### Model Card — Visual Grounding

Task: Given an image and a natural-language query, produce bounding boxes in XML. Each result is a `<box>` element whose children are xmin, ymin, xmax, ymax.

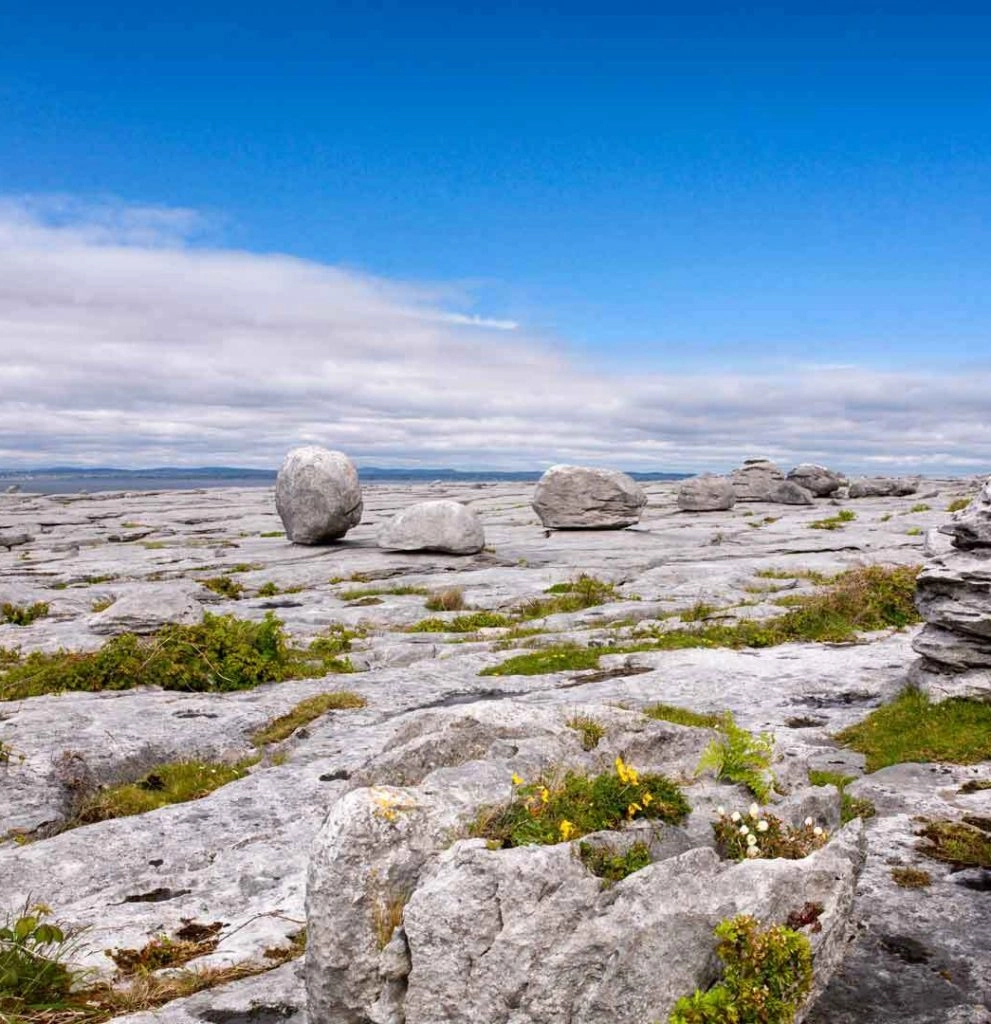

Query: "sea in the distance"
<box><xmin>0</xmin><ymin>467</ymin><xmax>690</xmax><ymax>496</ymax></box>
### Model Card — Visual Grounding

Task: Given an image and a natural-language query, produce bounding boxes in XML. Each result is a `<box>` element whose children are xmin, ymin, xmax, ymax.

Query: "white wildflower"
<box><xmin>731</xmin><ymin>811</ymin><xmax>741</xmax><ymax>822</ymax></box>
<box><xmin>757</xmin><ymin>820</ymin><xmax>769</xmax><ymax>832</ymax></box>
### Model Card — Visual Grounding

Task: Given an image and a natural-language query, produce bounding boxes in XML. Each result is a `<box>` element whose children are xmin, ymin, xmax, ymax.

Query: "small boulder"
<box><xmin>275</xmin><ymin>446</ymin><xmax>363</xmax><ymax>544</ymax></box>
<box><xmin>87</xmin><ymin>584</ymin><xmax>201</xmax><ymax>635</ymax></box>
<box><xmin>377</xmin><ymin>500</ymin><xmax>485</xmax><ymax>555</ymax></box>
<box><xmin>938</xmin><ymin>479</ymin><xmax>991</xmax><ymax>550</ymax></box>
<box><xmin>847</xmin><ymin>477</ymin><xmax>919</xmax><ymax>498</ymax></box>
<box><xmin>769</xmin><ymin>480</ymin><xmax>815</xmax><ymax>505</ymax></box>
<box><xmin>787</xmin><ymin>463</ymin><xmax>844</xmax><ymax>497</ymax></box>
<box><xmin>730</xmin><ymin>458</ymin><xmax>785</xmax><ymax>501</ymax></box>
<box><xmin>532</xmin><ymin>465</ymin><xmax>647</xmax><ymax>529</ymax></box>
<box><xmin>677</xmin><ymin>475</ymin><xmax>735</xmax><ymax>512</ymax></box>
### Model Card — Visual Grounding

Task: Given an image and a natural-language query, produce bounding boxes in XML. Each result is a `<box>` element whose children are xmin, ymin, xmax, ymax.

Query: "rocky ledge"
<box><xmin>0</xmin><ymin>476</ymin><xmax>988</xmax><ymax>1023</ymax></box>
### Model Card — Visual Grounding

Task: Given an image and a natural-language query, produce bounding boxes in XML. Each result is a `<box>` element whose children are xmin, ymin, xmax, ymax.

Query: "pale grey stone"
<box><xmin>915</xmin><ymin>554</ymin><xmax>991</xmax><ymax>640</ymax></box>
<box><xmin>730</xmin><ymin>458</ymin><xmax>786</xmax><ymax>501</ymax></box>
<box><xmin>677</xmin><ymin>474</ymin><xmax>736</xmax><ymax>511</ymax></box>
<box><xmin>939</xmin><ymin>477</ymin><xmax>991</xmax><ymax>549</ymax></box>
<box><xmin>532</xmin><ymin>465</ymin><xmax>647</xmax><ymax>529</ymax></box>
<box><xmin>275</xmin><ymin>446</ymin><xmax>363</xmax><ymax>544</ymax></box>
<box><xmin>787</xmin><ymin>464</ymin><xmax>844</xmax><ymax>497</ymax></box>
<box><xmin>848</xmin><ymin>477</ymin><xmax>919</xmax><ymax>498</ymax></box>
<box><xmin>87</xmin><ymin>582</ymin><xmax>202</xmax><ymax>635</ymax></box>
<box><xmin>377</xmin><ymin>500</ymin><xmax>484</xmax><ymax>554</ymax></box>
<box><xmin>770</xmin><ymin>479</ymin><xmax>815</xmax><ymax>505</ymax></box>
<box><xmin>0</xmin><ymin>531</ymin><xmax>32</xmax><ymax>549</ymax></box>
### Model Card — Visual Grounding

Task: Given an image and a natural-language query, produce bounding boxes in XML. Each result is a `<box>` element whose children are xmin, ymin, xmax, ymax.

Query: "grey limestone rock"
<box><xmin>87</xmin><ymin>582</ymin><xmax>202</xmax><ymax>635</ymax></box>
<box><xmin>769</xmin><ymin>479</ymin><xmax>815</xmax><ymax>505</ymax></box>
<box><xmin>677</xmin><ymin>474</ymin><xmax>736</xmax><ymax>512</ymax></box>
<box><xmin>787</xmin><ymin>464</ymin><xmax>845</xmax><ymax>497</ymax></box>
<box><xmin>0</xmin><ymin>531</ymin><xmax>32</xmax><ymax>550</ymax></box>
<box><xmin>939</xmin><ymin>478</ymin><xmax>991</xmax><ymax>550</ymax></box>
<box><xmin>848</xmin><ymin>477</ymin><xmax>919</xmax><ymax>498</ymax></box>
<box><xmin>377</xmin><ymin>499</ymin><xmax>484</xmax><ymax>554</ymax></box>
<box><xmin>730</xmin><ymin>458</ymin><xmax>786</xmax><ymax>501</ymax></box>
<box><xmin>532</xmin><ymin>465</ymin><xmax>646</xmax><ymax>529</ymax></box>
<box><xmin>275</xmin><ymin>445</ymin><xmax>363</xmax><ymax>544</ymax></box>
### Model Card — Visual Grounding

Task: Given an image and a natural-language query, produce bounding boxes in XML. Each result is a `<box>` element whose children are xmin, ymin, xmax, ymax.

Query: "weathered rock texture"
<box><xmin>677</xmin><ymin>474</ymin><xmax>736</xmax><ymax>511</ymax></box>
<box><xmin>912</xmin><ymin>478</ymin><xmax>991</xmax><ymax>699</ymax></box>
<box><xmin>377</xmin><ymin>499</ymin><xmax>484</xmax><ymax>554</ymax></box>
<box><xmin>770</xmin><ymin>479</ymin><xmax>816</xmax><ymax>505</ymax></box>
<box><xmin>532</xmin><ymin>465</ymin><xmax>647</xmax><ymax>529</ymax></box>
<box><xmin>275</xmin><ymin>446</ymin><xmax>363</xmax><ymax>544</ymax></box>
<box><xmin>730</xmin><ymin>458</ymin><xmax>786</xmax><ymax>501</ymax></box>
<box><xmin>788</xmin><ymin>464</ymin><xmax>845</xmax><ymax>497</ymax></box>
<box><xmin>848</xmin><ymin>477</ymin><xmax>919</xmax><ymax>499</ymax></box>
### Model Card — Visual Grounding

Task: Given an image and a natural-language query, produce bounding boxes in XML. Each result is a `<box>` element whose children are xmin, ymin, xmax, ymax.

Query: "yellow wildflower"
<box><xmin>642</xmin><ymin>792</ymin><xmax>653</xmax><ymax>806</ymax></box>
<box><xmin>614</xmin><ymin>756</ymin><xmax>639</xmax><ymax>786</ymax></box>
<box><xmin>627</xmin><ymin>801</ymin><xmax>642</xmax><ymax>819</ymax></box>
<box><xmin>511</xmin><ymin>773</ymin><xmax>524</xmax><ymax>786</ymax></box>
<box><xmin>540</xmin><ymin>786</ymin><xmax>550</xmax><ymax>804</ymax></box>
<box><xmin>559</xmin><ymin>819</ymin><xmax>577</xmax><ymax>841</ymax></box>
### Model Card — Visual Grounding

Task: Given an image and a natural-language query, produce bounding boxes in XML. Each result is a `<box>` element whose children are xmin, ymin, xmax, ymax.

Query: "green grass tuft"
<box><xmin>409</xmin><ymin>611</ymin><xmax>513</xmax><ymax>633</ymax></box>
<box><xmin>808</xmin><ymin>509</ymin><xmax>856</xmax><ymax>531</ymax></box>
<box><xmin>836</xmin><ymin>689</ymin><xmax>991</xmax><ymax>772</ymax></box>
<box><xmin>200</xmin><ymin>576</ymin><xmax>244</xmax><ymax>600</ymax></box>
<box><xmin>1</xmin><ymin>602</ymin><xmax>49</xmax><ymax>626</ymax></box>
<box><xmin>644</xmin><ymin>703</ymin><xmax>721</xmax><ymax>729</ymax></box>
<box><xmin>917</xmin><ymin>818</ymin><xmax>991</xmax><ymax>869</ymax></box>
<box><xmin>578</xmin><ymin>840</ymin><xmax>652</xmax><ymax>885</ymax></box>
<box><xmin>946</xmin><ymin>497</ymin><xmax>970</xmax><ymax>513</ymax></box>
<box><xmin>250</xmin><ymin>691</ymin><xmax>366</xmax><ymax>746</ymax></box>
<box><xmin>566</xmin><ymin>714</ymin><xmax>606</xmax><ymax>750</ymax></box>
<box><xmin>480</xmin><ymin>644</ymin><xmax>603</xmax><ymax>675</ymax></box>
<box><xmin>807</xmin><ymin>770</ymin><xmax>875</xmax><ymax>823</ymax></box>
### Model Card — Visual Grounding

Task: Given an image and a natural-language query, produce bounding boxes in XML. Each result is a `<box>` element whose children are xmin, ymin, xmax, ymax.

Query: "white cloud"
<box><xmin>0</xmin><ymin>196</ymin><xmax>989</xmax><ymax>475</ymax></box>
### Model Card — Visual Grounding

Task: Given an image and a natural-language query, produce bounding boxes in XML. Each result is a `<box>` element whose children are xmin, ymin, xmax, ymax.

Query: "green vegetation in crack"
<box><xmin>250</xmin><ymin>691</ymin><xmax>366</xmax><ymax>746</ymax></box>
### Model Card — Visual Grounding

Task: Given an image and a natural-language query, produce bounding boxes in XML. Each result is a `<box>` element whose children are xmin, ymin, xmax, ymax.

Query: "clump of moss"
<box><xmin>72</xmin><ymin>759</ymin><xmax>256</xmax><ymax>825</ymax></box>
<box><xmin>697</xmin><ymin>714</ymin><xmax>775</xmax><ymax>801</ymax></box>
<box><xmin>808</xmin><ymin>509</ymin><xmax>856</xmax><ymax>531</ymax></box>
<box><xmin>891</xmin><ymin>866</ymin><xmax>932</xmax><ymax>888</ymax></box>
<box><xmin>836</xmin><ymin>689</ymin><xmax>991</xmax><ymax>772</ymax></box>
<box><xmin>340</xmin><ymin>585</ymin><xmax>429</xmax><ymax>601</ymax></box>
<box><xmin>917</xmin><ymin>818</ymin><xmax>991</xmax><ymax>869</ymax></box>
<box><xmin>517</xmin><ymin>575</ymin><xmax>620</xmax><ymax>620</ymax></box>
<box><xmin>668</xmin><ymin>915</ymin><xmax>813</xmax><ymax>1024</ymax></box>
<box><xmin>409</xmin><ymin>611</ymin><xmax>513</xmax><ymax>633</ymax></box>
<box><xmin>644</xmin><ymin>703</ymin><xmax>721</xmax><ymax>729</ymax></box>
<box><xmin>257</xmin><ymin>581</ymin><xmax>280</xmax><ymax>597</ymax></box>
<box><xmin>946</xmin><ymin>497</ymin><xmax>970</xmax><ymax>513</ymax></box>
<box><xmin>480</xmin><ymin>644</ymin><xmax>603</xmax><ymax>676</ymax></box>
<box><xmin>578</xmin><ymin>840</ymin><xmax>652</xmax><ymax>885</ymax></box>
<box><xmin>1</xmin><ymin>602</ymin><xmax>49</xmax><ymax>626</ymax></box>
<box><xmin>200</xmin><ymin>576</ymin><xmax>244</xmax><ymax>600</ymax></box>
<box><xmin>90</xmin><ymin>597</ymin><xmax>115</xmax><ymax>614</ymax></box>
<box><xmin>424</xmin><ymin>587</ymin><xmax>465</xmax><ymax>612</ymax></box>
<box><xmin>0</xmin><ymin>613</ymin><xmax>353</xmax><ymax>700</ymax></box>
<box><xmin>260</xmin><ymin>530</ymin><xmax>285</xmax><ymax>538</ymax></box>
<box><xmin>472</xmin><ymin>758</ymin><xmax>690</xmax><ymax>848</ymax></box>
<box><xmin>808</xmin><ymin>770</ymin><xmax>876</xmax><ymax>823</ymax></box>
<box><xmin>250</xmin><ymin>691</ymin><xmax>366</xmax><ymax>746</ymax></box>
<box><xmin>907</xmin><ymin>503</ymin><xmax>931</xmax><ymax>514</ymax></box>
<box><xmin>566</xmin><ymin>714</ymin><xmax>606</xmax><ymax>750</ymax></box>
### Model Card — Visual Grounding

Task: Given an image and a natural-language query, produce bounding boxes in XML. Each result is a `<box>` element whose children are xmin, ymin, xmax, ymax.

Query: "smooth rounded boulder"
<box><xmin>787</xmin><ymin>463</ymin><xmax>844</xmax><ymax>497</ymax></box>
<box><xmin>532</xmin><ymin>465</ymin><xmax>647</xmax><ymax>529</ymax></box>
<box><xmin>730</xmin><ymin>458</ymin><xmax>786</xmax><ymax>501</ymax></box>
<box><xmin>677</xmin><ymin>474</ymin><xmax>736</xmax><ymax>512</ymax></box>
<box><xmin>377</xmin><ymin>500</ymin><xmax>485</xmax><ymax>554</ymax></box>
<box><xmin>848</xmin><ymin>476</ymin><xmax>918</xmax><ymax>498</ymax></box>
<box><xmin>275</xmin><ymin>446</ymin><xmax>363</xmax><ymax>544</ymax></box>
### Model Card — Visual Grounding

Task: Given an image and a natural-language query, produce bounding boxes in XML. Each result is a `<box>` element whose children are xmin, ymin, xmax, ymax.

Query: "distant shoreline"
<box><xmin>0</xmin><ymin>467</ymin><xmax>692</xmax><ymax>496</ymax></box>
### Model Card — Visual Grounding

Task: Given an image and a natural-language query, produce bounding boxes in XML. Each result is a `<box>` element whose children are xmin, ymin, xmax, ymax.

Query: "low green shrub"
<box><xmin>480</xmin><ymin>644</ymin><xmax>603</xmax><ymax>675</ymax></box>
<box><xmin>668</xmin><ymin>915</ymin><xmax>813</xmax><ymax>1024</ymax></box>
<box><xmin>946</xmin><ymin>497</ymin><xmax>970</xmax><ymax>513</ymax></box>
<box><xmin>1</xmin><ymin>602</ymin><xmax>49</xmax><ymax>626</ymax></box>
<box><xmin>200</xmin><ymin>576</ymin><xmax>244</xmax><ymax>600</ymax></box>
<box><xmin>517</xmin><ymin>575</ymin><xmax>620</xmax><ymax>620</ymax></box>
<box><xmin>409</xmin><ymin>611</ymin><xmax>513</xmax><ymax>632</ymax></box>
<box><xmin>0</xmin><ymin>613</ymin><xmax>354</xmax><ymax>700</ymax></box>
<box><xmin>578</xmin><ymin>839</ymin><xmax>652</xmax><ymax>885</ymax></box>
<box><xmin>472</xmin><ymin>758</ymin><xmax>690</xmax><ymax>847</ymax></box>
<box><xmin>0</xmin><ymin>903</ymin><xmax>78</xmax><ymax>1011</ymax></box>
<box><xmin>808</xmin><ymin>509</ymin><xmax>856</xmax><ymax>531</ymax></box>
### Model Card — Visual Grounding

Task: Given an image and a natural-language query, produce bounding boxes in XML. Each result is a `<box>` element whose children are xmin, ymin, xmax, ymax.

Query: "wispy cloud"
<box><xmin>0</xmin><ymin>196</ymin><xmax>988</xmax><ymax>473</ymax></box>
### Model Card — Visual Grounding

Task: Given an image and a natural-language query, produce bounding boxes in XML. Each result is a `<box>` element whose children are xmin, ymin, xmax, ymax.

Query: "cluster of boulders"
<box><xmin>276</xmin><ymin>450</ymin><xmax>652</xmax><ymax>548</ymax></box>
<box><xmin>911</xmin><ymin>478</ymin><xmax>991</xmax><ymax>700</ymax></box>
<box><xmin>676</xmin><ymin>459</ymin><xmax>920</xmax><ymax>512</ymax></box>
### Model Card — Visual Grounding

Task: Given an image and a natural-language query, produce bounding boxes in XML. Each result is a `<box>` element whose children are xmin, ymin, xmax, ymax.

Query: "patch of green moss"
<box><xmin>200</xmin><ymin>576</ymin><xmax>244</xmax><ymax>600</ymax></box>
<box><xmin>891</xmin><ymin>866</ymin><xmax>931</xmax><ymax>888</ymax></box>
<box><xmin>946</xmin><ymin>497</ymin><xmax>970</xmax><ymax>513</ymax></box>
<box><xmin>409</xmin><ymin>611</ymin><xmax>513</xmax><ymax>633</ymax></box>
<box><xmin>668</xmin><ymin>915</ymin><xmax>813</xmax><ymax>1024</ymax></box>
<box><xmin>0</xmin><ymin>613</ymin><xmax>354</xmax><ymax>700</ymax></box>
<box><xmin>340</xmin><ymin>585</ymin><xmax>430</xmax><ymax>601</ymax></box>
<box><xmin>566</xmin><ymin>714</ymin><xmax>606</xmax><ymax>750</ymax></box>
<box><xmin>1</xmin><ymin>602</ymin><xmax>49</xmax><ymax>626</ymax></box>
<box><xmin>644</xmin><ymin>703</ymin><xmax>721</xmax><ymax>728</ymax></box>
<box><xmin>250</xmin><ymin>691</ymin><xmax>366</xmax><ymax>746</ymax></box>
<box><xmin>836</xmin><ymin>689</ymin><xmax>991</xmax><ymax>772</ymax></box>
<box><xmin>808</xmin><ymin>509</ymin><xmax>856</xmax><ymax>531</ymax></box>
<box><xmin>260</xmin><ymin>530</ymin><xmax>285</xmax><ymax>538</ymax></box>
<box><xmin>578</xmin><ymin>840</ymin><xmax>652</xmax><ymax>885</ymax></box>
<box><xmin>917</xmin><ymin>818</ymin><xmax>991</xmax><ymax>869</ymax></box>
<box><xmin>472</xmin><ymin>760</ymin><xmax>690</xmax><ymax>847</ymax></box>
<box><xmin>480</xmin><ymin>644</ymin><xmax>604</xmax><ymax>676</ymax></box>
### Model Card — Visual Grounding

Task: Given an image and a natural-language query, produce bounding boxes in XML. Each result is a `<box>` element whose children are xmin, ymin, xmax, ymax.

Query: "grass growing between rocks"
<box><xmin>667</xmin><ymin>915</ymin><xmax>813</xmax><ymax>1024</ymax></box>
<box><xmin>808</xmin><ymin>770</ymin><xmax>876</xmax><ymax>823</ymax></box>
<box><xmin>71</xmin><ymin>759</ymin><xmax>257</xmax><ymax>825</ymax></box>
<box><xmin>481</xmin><ymin>565</ymin><xmax>920</xmax><ymax>676</ymax></box>
<box><xmin>644</xmin><ymin>704</ymin><xmax>721</xmax><ymax>728</ymax></box>
<box><xmin>339</xmin><ymin>585</ymin><xmax>430</xmax><ymax>601</ymax></box>
<box><xmin>250</xmin><ymin>691</ymin><xmax>367</xmax><ymax>746</ymax></box>
<box><xmin>424</xmin><ymin>587</ymin><xmax>465</xmax><ymax>611</ymax></box>
<box><xmin>1</xmin><ymin>603</ymin><xmax>49</xmax><ymax>626</ymax></box>
<box><xmin>946</xmin><ymin>497</ymin><xmax>971</xmax><ymax>513</ymax></box>
<box><xmin>199</xmin><ymin>575</ymin><xmax>244</xmax><ymax>599</ymax></box>
<box><xmin>808</xmin><ymin>509</ymin><xmax>856</xmax><ymax>531</ymax></box>
<box><xmin>835</xmin><ymin>689</ymin><xmax>991</xmax><ymax>771</ymax></box>
<box><xmin>697</xmin><ymin>715</ymin><xmax>775</xmax><ymax>801</ymax></box>
<box><xmin>471</xmin><ymin>758</ymin><xmax>690</xmax><ymax>847</ymax></box>
<box><xmin>578</xmin><ymin>840</ymin><xmax>652</xmax><ymax>885</ymax></box>
<box><xmin>566</xmin><ymin>714</ymin><xmax>606</xmax><ymax>750</ymax></box>
<box><xmin>917</xmin><ymin>819</ymin><xmax>991</xmax><ymax>869</ymax></box>
<box><xmin>0</xmin><ymin>614</ymin><xmax>355</xmax><ymax>701</ymax></box>
<box><xmin>891</xmin><ymin>866</ymin><xmax>932</xmax><ymax>888</ymax></box>
<box><xmin>410</xmin><ymin>611</ymin><xmax>514</xmax><ymax>633</ymax></box>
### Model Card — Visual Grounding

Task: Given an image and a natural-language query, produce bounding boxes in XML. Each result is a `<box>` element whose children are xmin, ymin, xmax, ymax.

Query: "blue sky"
<box><xmin>1</xmin><ymin>5</ymin><xmax>990</xmax><ymax>469</ymax></box>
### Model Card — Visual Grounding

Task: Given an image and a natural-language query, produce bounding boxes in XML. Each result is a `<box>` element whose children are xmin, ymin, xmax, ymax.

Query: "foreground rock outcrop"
<box><xmin>377</xmin><ymin>499</ymin><xmax>484</xmax><ymax>554</ymax></box>
<box><xmin>912</xmin><ymin>478</ymin><xmax>991</xmax><ymax>699</ymax></box>
<box><xmin>677</xmin><ymin>474</ymin><xmax>736</xmax><ymax>511</ymax></box>
<box><xmin>532</xmin><ymin>465</ymin><xmax>647</xmax><ymax>529</ymax></box>
<box><xmin>275</xmin><ymin>445</ymin><xmax>363</xmax><ymax>544</ymax></box>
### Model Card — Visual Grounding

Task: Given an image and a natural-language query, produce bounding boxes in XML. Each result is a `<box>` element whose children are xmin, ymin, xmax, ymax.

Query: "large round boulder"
<box><xmin>378</xmin><ymin>500</ymin><xmax>485</xmax><ymax>555</ymax></box>
<box><xmin>769</xmin><ymin>480</ymin><xmax>815</xmax><ymax>505</ymax></box>
<box><xmin>677</xmin><ymin>474</ymin><xmax>736</xmax><ymax>512</ymax></box>
<box><xmin>532</xmin><ymin>465</ymin><xmax>647</xmax><ymax>529</ymax></box>
<box><xmin>275</xmin><ymin>446</ymin><xmax>363</xmax><ymax>544</ymax></box>
<box><xmin>730</xmin><ymin>458</ymin><xmax>786</xmax><ymax>501</ymax></box>
<box><xmin>787</xmin><ymin>463</ymin><xmax>844</xmax><ymax>497</ymax></box>
<box><xmin>848</xmin><ymin>477</ymin><xmax>918</xmax><ymax>498</ymax></box>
